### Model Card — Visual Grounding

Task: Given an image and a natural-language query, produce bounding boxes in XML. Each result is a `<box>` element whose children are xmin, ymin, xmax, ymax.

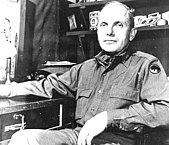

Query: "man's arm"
<box><xmin>0</xmin><ymin>64</ymin><xmax>81</xmax><ymax>98</ymax></box>
<box><xmin>107</xmin><ymin>59</ymin><xmax>169</xmax><ymax>131</ymax></box>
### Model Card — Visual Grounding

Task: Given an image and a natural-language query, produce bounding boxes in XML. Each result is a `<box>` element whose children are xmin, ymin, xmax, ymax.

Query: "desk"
<box><xmin>0</xmin><ymin>95</ymin><xmax>74</xmax><ymax>145</ymax></box>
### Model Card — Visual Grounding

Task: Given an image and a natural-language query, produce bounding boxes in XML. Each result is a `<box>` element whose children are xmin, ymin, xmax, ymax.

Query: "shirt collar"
<box><xmin>95</xmin><ymin>47</ymin><xmax>134</xmax><ymax>68</ymax></box>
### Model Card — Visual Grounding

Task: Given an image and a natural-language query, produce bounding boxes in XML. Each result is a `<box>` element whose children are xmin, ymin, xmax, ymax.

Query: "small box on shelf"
<box><xmin>89</xmin><ymin>11</ymin><xmax>100</xmax><ymax>30</ymax></box>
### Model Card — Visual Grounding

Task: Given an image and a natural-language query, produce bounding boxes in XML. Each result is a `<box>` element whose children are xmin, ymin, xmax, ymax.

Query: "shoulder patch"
<box><xmin>150</xmin><ymin>64</ymin><xmax>161</xmax><ymax>74</ymax></box>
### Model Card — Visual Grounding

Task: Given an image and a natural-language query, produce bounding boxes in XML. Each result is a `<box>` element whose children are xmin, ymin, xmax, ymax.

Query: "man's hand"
<box><xmin>0</xmin><ymin>84</ymin><xmax>11</xmax><ymax>97</ymax></box>
<box><xmin>77</xmin><ymin>111</ymin><xmax>108</xmax><ymax>145</ymax></box>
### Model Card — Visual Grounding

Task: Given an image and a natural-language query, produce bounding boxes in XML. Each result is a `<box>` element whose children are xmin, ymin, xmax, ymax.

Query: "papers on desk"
<box><xmin>43</xmin><ymin>61</ymin><xmax>76</xmax><ymax>66</ymax></box>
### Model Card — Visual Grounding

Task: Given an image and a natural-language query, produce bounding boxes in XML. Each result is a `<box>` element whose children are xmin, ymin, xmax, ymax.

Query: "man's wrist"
<box><xmin>107</xmin><ymin>109</ymin><xmax>129</xmax><ymax>127</ymax></box>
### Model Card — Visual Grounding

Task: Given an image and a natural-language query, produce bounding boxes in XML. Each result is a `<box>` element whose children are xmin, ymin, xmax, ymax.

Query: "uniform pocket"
<box><xmin>109</xmin><ymin>86</ymin><xmax>139</xmax><ymax>103</ymax></box>
<box><xmin>75</xmin><ymin>89</ymin><xmax>93</xmax><ymax>119</ymax></box>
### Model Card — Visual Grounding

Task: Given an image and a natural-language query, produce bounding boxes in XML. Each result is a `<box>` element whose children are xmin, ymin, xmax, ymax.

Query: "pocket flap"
<box><xmin>76</xmin><ymin>89</ymin><xmax>92</xmax><ymax>100</ymax></box>
<box><xmin>110</xmin><ymin>86</ymin><xmax>139</xmax><ymax>102</ymax></box>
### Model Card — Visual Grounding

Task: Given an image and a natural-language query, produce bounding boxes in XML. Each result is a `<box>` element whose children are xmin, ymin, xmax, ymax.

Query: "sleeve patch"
<box><xmin>150</xmin><ymin>64</ymin><xmax>161</xmax><ymax>74</ymax></box>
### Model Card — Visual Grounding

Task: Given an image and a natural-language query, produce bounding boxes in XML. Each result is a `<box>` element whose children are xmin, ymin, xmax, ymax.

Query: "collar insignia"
<box><xmin>150</xmin><ymin>64</ymin><xmax>161</xmax><ymax>74</ymax></box>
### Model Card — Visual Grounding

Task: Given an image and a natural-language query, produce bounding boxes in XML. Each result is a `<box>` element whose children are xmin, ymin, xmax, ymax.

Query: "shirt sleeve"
<box><xmin>107</xmin><ymin>58</ymin><xmax>169</xmax><ymax>132</ymax></box>
<box><xmin>8</xmin><ymin>64</ymin><xmax>82</xmax><ymax>98</ymax></box>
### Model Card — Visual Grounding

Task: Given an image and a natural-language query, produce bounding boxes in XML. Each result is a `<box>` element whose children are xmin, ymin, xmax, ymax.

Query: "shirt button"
<box><xmin>98</xmin><ymin>90</ymin><xmax>102</xmax><ymax>93</ymax></box>
<box><xmin>91</xmin><ymin>108</ymin><xmax>95</xmax><ymax>112</ymax></box>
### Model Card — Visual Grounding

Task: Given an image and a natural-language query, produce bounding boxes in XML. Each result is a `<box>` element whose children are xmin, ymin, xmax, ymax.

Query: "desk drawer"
<box><xmin>0</xmin><ymin>104</ymin><xmax>62</xmax><ymax>143</ymax></box>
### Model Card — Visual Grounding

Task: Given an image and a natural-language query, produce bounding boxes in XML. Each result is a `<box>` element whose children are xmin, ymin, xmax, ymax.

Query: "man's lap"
<box><xmin>8</xmin><ymin>128</ymin><xmax>136</xmax><ymax>145</ymax></box>
<box><xmin>8</xmin><ymin>128</ymin><xmax>78</xmax><ymax>145</ymax></box>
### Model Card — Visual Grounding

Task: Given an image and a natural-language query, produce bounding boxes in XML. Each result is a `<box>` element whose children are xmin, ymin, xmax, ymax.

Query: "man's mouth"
<box><xmin>104</xmin><ymin>40</ymin><xmax>117</xmax><ymax>44</ymax></box>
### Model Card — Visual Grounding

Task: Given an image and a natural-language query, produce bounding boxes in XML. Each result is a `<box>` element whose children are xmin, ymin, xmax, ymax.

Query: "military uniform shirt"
<box><xmin>8</xmin><ymin>48</ymin><xmax>169</xmax><ymax>132</ymax></box>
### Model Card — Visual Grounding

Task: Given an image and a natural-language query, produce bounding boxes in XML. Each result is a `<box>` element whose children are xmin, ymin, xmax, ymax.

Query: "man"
<box><xmin>1</xmin><ymin>1</ymin><xmax>169</xmax><ymax>145</ymax></box>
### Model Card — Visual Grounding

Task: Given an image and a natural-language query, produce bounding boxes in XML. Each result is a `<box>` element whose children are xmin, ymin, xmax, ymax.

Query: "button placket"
<box><xmin>90</xmin><ymin>89</ymin><xmax>102</xmax><ymax>115</ymax></box>
<box><xmin>90</xmin><ymin>72</ymin><xmax>106</xmax><ymax>115</ymax></box>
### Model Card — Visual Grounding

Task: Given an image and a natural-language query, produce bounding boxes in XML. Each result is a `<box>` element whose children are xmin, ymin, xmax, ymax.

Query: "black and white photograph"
<box><xmin>0</xmin><ymin>0</ymin><xmax>169</xmax><ymax>145</ymax></box>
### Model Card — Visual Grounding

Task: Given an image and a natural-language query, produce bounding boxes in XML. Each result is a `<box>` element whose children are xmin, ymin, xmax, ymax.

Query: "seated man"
<box><xmin>1</xmin><ymin>1</ymin><xmax>169</xmax><ymax>145</ymax></box>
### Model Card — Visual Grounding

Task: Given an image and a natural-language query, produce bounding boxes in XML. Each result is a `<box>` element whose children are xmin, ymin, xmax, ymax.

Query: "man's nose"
<box><xmin>106</xmin><ymin>27</ymin><xmax>115</xmax><ymax>37</ymax></box>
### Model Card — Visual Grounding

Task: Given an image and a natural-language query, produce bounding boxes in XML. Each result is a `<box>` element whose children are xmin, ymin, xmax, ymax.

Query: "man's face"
<box><xmin>97</xmin><ymin>4</ymin><xmax>132</xmax><ymax>53</ymax></box>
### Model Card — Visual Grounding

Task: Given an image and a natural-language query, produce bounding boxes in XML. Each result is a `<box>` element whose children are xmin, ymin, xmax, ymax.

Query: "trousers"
<box><xmin>8</xmin><ymin>128</ymin><xmax>79</xmax><ymax>145</ymax></box>
<box><xmin>8</xmin><ymin>128</ymin><xmax>136</xmax><ymax>145</ymax></box>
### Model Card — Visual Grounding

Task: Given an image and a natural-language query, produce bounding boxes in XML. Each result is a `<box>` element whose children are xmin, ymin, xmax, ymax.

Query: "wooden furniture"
<box><xmin>0</xmin><ymin>0</ymin><xmax>35</xmax><ymax>82</ymax></box>
<box><xmin>0</xmin><ymin>95</ymin><xmax>74</xmax><ymax>145</ymax></box>
<box><xmin>0</xmin><ymin>0</ymin><xmax>62</xmax><ymax>82</ymax></box>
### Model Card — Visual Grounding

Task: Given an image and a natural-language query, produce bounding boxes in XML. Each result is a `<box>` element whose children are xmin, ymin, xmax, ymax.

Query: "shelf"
<box><xmin>66</xmin><ymin>30</ymin><xmax>96</xmax><ymax>36</ymax></box>
<box><xmin>69</xmin><ymin>0</ymin><xmax>136</xmax><ymax>8</ymax></box>
<box><xmin>68</xmin><ymin>0</ymin><xmax>161</xmax><ymax>8</ymax></box>
<box><xmin>66</xmin><ymin>25</ymin><xmax>169</xmax><ymax>36</ymax></box>
<box><xmin>69</xmin><ymin>0</ymin><xmax>169</xmax><ymax>9</ymax></box>
<box><xmin>138</xmin><ymin>25</ymin><xmax>169</xmax><ymax>31</ymax></box>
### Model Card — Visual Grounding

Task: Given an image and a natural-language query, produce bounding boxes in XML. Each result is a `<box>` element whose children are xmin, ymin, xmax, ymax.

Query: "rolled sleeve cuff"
<box><xmin>107</xmin><ymin>109</ymin><xmax>143</xmax><ymax>132</ymax></box>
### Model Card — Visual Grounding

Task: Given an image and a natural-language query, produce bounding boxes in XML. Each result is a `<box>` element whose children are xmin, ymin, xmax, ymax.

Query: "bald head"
<box><xmin>100</xmin><ymin>1</ymin><xmax>135</xmax><ymax>28</ymax></box>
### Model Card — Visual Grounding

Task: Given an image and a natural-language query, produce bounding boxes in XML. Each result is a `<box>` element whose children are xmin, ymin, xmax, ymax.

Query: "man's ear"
<box><xmin>129</xmin><ymin>28</ymin><xmax>137</xmax><ymax>41</ymax></box>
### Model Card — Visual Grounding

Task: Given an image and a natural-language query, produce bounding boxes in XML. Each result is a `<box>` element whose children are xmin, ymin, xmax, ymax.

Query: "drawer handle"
<box><xmin>4</xmin><ymin>114</ymin><xmax>26</xmax><ymax>132</ymax></box>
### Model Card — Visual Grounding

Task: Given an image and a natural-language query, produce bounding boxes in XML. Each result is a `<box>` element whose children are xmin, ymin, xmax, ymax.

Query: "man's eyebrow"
<box><xmin>114</xmin><ymin>21</ymin><xmax>121</xmax><ymax>24</ymax></box>
<box><xmin>100</xmin><ymin>21</ymin><xmax>108</xmax><ymax>25</ymax></box>
<box><xmin>114</xmin><ymin>20</ymin><xmax>128</xmax><ymax>26</ymax></box>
